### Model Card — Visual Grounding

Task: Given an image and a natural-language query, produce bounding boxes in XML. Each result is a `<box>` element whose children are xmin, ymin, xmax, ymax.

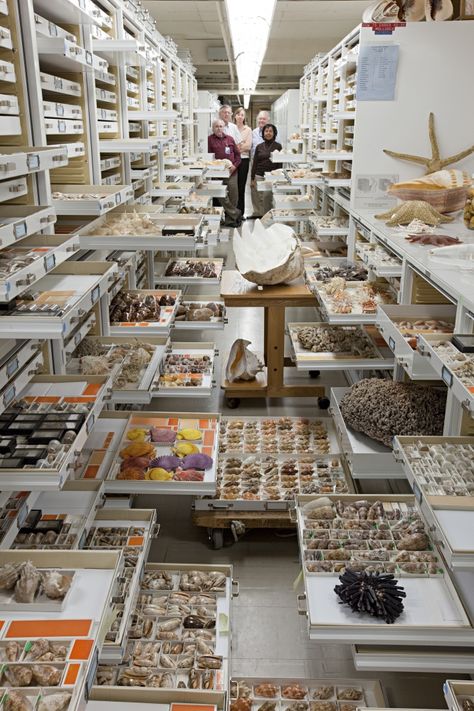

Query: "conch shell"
<box><xmin>225</xmin><ymin>339</ymin><xmax>263</xmax><ymax>383</ymax></box>
<box><xmin>233</xmin><ymin>220</ymin><xmax>304</xmax><ymax>286</ymax></box>
<box><xmin>390</xmin><ymin>169</ymin><xmax>471</xmax><ymax>191</ymax></box>
<box><xmin>14</xmin><ymin>562</ymin><xmax>41</xmax><ymax>603</ymax></box>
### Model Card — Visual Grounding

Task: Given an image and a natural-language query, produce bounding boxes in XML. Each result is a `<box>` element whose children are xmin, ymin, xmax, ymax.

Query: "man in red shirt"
<box><xmin>208</xmin><ymin>119</ymin><xmax>242</xmax><ymax>227</ymax></box>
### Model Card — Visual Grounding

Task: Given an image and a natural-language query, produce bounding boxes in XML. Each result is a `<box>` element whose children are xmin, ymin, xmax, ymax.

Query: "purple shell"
<box><xmin>150</xmin><ymin>427</ymin><xmax>177</xmax><ymax>444</ymax></box>
<box><xmin>182</xmin><ymin>453</ymin><xmax>213</xmax><ymax>470</ymax></box>
<box><xmin>149</xmin><ymin>455</ymin><xmax>182</xmax><ymax>470</ymax></box>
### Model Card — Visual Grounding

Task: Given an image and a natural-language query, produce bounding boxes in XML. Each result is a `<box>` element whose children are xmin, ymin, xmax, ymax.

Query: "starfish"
<box><xmin>375</xmin><ymin>200</ymin><xmax>454</xmax><ymax>227</ymax></box>
<box><xmin>384</xmin><ymin>113</ymin><xmax>474</xmax><ymax>175</ymax></box>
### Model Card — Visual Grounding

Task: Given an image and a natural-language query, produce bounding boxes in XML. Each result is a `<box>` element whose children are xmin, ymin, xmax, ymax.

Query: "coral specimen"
<box><xmin>295</xmin><ymin>325</ymin><xmax>376</xmax><ymax>357</ymax></box>
<box><xmin>225</xmin><ymin>339</ymin><xmax>263</xmax><ymax>383</ymax></box>
<box><xmin>375</xmin><ymin>201</ymin><xmax>453</xmax><ymax>226</ymax></box>
<box><xmin>384</xmin><ymin>113</ymin><xmax>473</xmax><ymax>174</ymax></box>
<box><xmin>334</xmin><ymin>570</ymin><xmax>406</xmax><ymax>624</ymax></box>
<box><xmin>234</xmin><ymin>220</ymin><xmax>304</xmax><ymax>285</ymax></box>
<box><xmin>405</xmin><ymin>233</ymin><xmax>462</xmax><ymax>245</ymax></box>
<box><xmin>340</xmin><ymin>378</ymin><xmax>446</xmax><ymax>447</ymax></box>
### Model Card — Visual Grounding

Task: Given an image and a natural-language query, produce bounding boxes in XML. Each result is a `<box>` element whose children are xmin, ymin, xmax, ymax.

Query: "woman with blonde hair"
<box><xmin>234</xmin><ymin>106</ymin><xmax>252</xmax><ymax>216</ymax></box>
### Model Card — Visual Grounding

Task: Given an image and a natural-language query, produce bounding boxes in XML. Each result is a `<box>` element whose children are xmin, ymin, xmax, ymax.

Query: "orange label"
<box><xmin>84</xmin><ymin>465</ymin><xmax>99</xmax><ymax>479</ymax></box>
<box><xmin>203</xmin><ymin>431</ymin><xmax>215</xmax><ymax>446</ymax></box>
<box><xmin>36</xmin><ymin>396</ymin><xmax>60</xmax><ymax>403</ymax></box>
<box><xmin>64</xmin><ymin>396</ymin><xmax>95</xmax><ymax>403</ymax></box>
<box><xmin>7</xmin><ymin>619</ymin><xmax>92</xmax><ymax>638</ymax></box>
<box><xmin>82</xmin><ymin>383</ymin><xmax>101</xmax><ymax>396</ymax></box>
<box><xmin>127</xmin><ymin>536</ymin><xmax>144</xmax><ymax>546</ymax></box>
<box><xmin>171</xmin><ymin>705</ymin><xmax>216</xmax><ymax>711</ymax></box>
<box><xmin>63</xmin><ymin>663</ymin><xmax>81</xmax><ymax>685</ymax></box>
<box><xmin>69</xmin><ymin>639</ymin><xmax>94</xmax><ymax>660</ymax></box>
<box><xmin>199</xmin><ymin>419</ymin><xmax>210</xmax><ymax>429</ymax></box>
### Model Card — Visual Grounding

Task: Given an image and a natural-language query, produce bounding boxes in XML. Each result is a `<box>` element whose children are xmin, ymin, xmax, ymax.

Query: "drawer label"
<box><xmin>27</xmin><ymin>154</ymin><xmax>40</xmax><ymax>170</ymax></box>
<box><xmin>14</xmin><ymin>221</ymin><xmax>27</xmax><ymax>240</ymax></box>
<box><xmin>441</xmin><ymin>365</ymin><xmax>453</xmax><ymax>388</ymax></box>
<box><xmin>91</xmin><ymin>285</ymin><xmax>100</xmax><ymax>304</ymax></box>
<box><xmin>6</xmin><ymin>357</ymin><xmax>18</xmax><ymax>378</ymax></box>
<box><xmin>3</xmin><ymin>384</ymin><xmax>15</xmax><ymax>408</ymax></box>
<box><xmin>44</xmin><ymin>253</ymin><xmax>56</xmax><ymax>272</ymax></box>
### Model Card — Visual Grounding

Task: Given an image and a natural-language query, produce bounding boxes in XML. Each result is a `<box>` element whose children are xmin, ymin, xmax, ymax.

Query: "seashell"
<box><xmin>160</xmin><ymin>672</ymin><xmax>174</xmax><ymax>688</ymax></box>
<box><xmin>196</xmin><ymin>638</ymin><xmax>214</xmax><ymax>655</ymax></box>
<box><xmin>177</xmin><ymin>428</ymin><xmax>202</xmax><ymax>441</ymax></box>
<box><xmin>37</xmin><ymin>694</ymin><xmax>71</xmax><ymax>711</ymax></box>
<box><xmin>26</xmin><ymin>639</ymin><xmax>50</xmax><ymax>661</ymax></box>
<box><xmin>158</xmin><ymin>618</ymin><xmax>181</xmax><ymax>631</ymax></box>
<box><xmin>150</xmin><ymin>427</ymin><xmax>177</xmax><ymax>444</ymax></box>
<box><xmin>149</xmin><ymin>455</ymin><xmax>182</xmax><ymax>470</ymax></box>
<box><xmin>14</xmin><ymin>562</ymin><xmax>41</xmax><ymax>603</ymax></box>
<box><xmin>159</xmin><ymin>654</ymin><xmax>176</xmax><ymax>669</ymax></box>
<box><xmin>0</xmin><ymin>563</ymin><xmax>22</xmax><ymax>590</ymax></box>
<box><xmin>231</xmin><ymin>700</ymin><xmax>252</xmax><ymax>711</ymax></box>
<box><xmin>6</xmin><ymin>641</ymin><xmax>21</xmax><ymax>662</ymax></box>
<box><xmin>183</xmin><ymin>614</ymin><xmax>206</xmax><ymax>628</ymax></box>
<box><xmin>197</xmin><ymin>654</ymin><xmax>222</xmax><ymax>669</ymax></box>
<box><xmin>142</xmin><ymin>605</ymin><xmax>166</xmax><ymax>616</ymax></box>
<box><xmin>233</xmin><ymin>220</ymin><xmax>304</xmax><ymax>285</ymax></box>
<box><xmin>4</xmin><ymin>691</ymin><xmax>33</xmax><ymax>711</ymax></box>
<box><xmin>31</xmin><ymin>665</ymin><xmax>61</xmax><ymax>686</ymax></box>
<box><xmin>177</xmin><ymin>655</ymin><xmax>194</xmax><ymax>668</ymax></box>
<box><xmin>41</xmin><ymin>571</ymin><xmax>72</xmax><ymax>600</ymax></box>
<box><xmin>4</xmin><ymin>665</ymin><xmax>33</xmax><ymax>686</ymax></box>
<box><xmin>181</xmin><ymin>453</ymin><xmax>213</xmax><ymax>470</ymax></box>
<box><xmin>225</xmin><ymin>339</ymin><xmax>263</xmax><ymax>383</ymax></box>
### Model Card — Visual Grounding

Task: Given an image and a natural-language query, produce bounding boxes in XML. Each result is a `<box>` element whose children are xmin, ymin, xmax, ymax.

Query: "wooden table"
<box><xmin>220</xmin><ymin>270</ymin><xmax>327</xmax><ymax>406</ymax></box>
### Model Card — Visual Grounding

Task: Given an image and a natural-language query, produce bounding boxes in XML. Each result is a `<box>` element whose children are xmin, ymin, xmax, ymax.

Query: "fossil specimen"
<box><xmin>4</xmin><ymin>691</ymin><xmax>33</xmax><ymax>711</ymax></box>
<box><xmin>384</xmin><ymin>113</ymin><xmax>472</xmax><ymax>174</ymax></box>
<box><xmin>14</xmin><ymin>562</ymin><xmax>41</xmax><ymax>603</ymax></box>
<box><xmin>226</xmin><ymin>339</ymin><xmax>263</xmax><ymax>383</ymax></box>
<box><xmin>37</xmin><ymin>693</ymin><xmax>71</xmax><ymax>711</ymax></box>
<box><xmin>335</xmin><ymin>570</ymin><xmax>406</xmax><ymax>623</ymax></box>
<box><xmin>340</xmin><ymin>378</ymin><xmax>446</xmax><ymax>447</ymax></box>
<box><xmin>375</xmin><ymin>201</ymin><xmax>453</xmax><ymax>226</ymax></box>
<box><xmin>41</xmin><ymin>571</ymin><xmax>72</xmax><ymax>600</ymax></box>
<box><xmin>234</xmin><ymin>220</ymin><xmax>304</xmax><ymax>285</ymax></box>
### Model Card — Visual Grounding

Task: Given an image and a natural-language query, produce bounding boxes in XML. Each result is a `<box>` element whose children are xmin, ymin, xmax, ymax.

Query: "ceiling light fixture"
<box><xmin>224</xmin><ymin>0</ymin><xmax>276</xmax><ymax>102</ymax></box>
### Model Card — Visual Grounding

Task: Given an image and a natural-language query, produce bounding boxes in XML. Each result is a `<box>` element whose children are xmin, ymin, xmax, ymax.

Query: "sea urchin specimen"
<box><xmin>334</xmin><ymin>569</ymin><xmax>406</xmax><ymax>624</ymax></box>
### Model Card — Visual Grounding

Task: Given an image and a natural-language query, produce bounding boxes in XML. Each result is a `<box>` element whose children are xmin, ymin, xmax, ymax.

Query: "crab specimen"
<box><xmin>405</xmin><ymin>233</ymin><xmax>462</xmax><ymax>245</ymax></box>
<box><xmin>384</xmin><ymin>113</ymin><xmax>474</xmax><ymax>174</ymax></box>
<box><xmin>375</xmin><ymin>201</ymin><xmax>453</xmax><ymax>226</ymax></box>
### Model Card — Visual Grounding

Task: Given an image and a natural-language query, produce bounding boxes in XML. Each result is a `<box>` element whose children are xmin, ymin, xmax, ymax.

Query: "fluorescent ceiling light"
<box><xmin>224</xmin><ymin>0</ymin><xmax>276</xmax><ymax>93</ymax></box>
<box><xmin>243</xmin><ymin>93</ymin><xmax>251</xmax><ymax>109</ymax></box>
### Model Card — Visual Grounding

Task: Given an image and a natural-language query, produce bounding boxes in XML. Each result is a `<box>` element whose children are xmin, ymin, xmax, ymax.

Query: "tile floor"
<box><xmin>137</xmin><ymin>230</ymin><xmax>462</xmax><ymax>710</ymax></box>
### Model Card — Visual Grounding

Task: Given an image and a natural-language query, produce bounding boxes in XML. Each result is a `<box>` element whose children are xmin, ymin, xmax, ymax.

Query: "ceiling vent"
<box><xmin>207</xmin><ymin>47</ymin><xmax>228</xmax><ymax>62</ymax></box>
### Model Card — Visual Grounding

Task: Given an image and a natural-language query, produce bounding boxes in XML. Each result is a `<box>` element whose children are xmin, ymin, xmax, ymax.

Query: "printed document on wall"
<box><xmin>356</xmin><ymin>44</ymin><xmax>399</xmax><ymax>101</ymax></box>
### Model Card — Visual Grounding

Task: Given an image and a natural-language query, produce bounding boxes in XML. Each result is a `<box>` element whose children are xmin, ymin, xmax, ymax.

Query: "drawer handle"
<box><xmin>297</xmin><ymin>592</ymin><xmax>307</xmax><ymax>616</ymax></box>
<box><xmin>151</xmin><ymin>523</ymin><xmax>160</xmax><ymax>539</ymax></box>
<box><xmin>9</xmin><ymin>184</ymin><xmax>24</xmax><ymax>193</ymax></box>
<box><xmin>16</xmin><ymin>273</ymin><xmax>35</xmax><ymax>286</ymax></box>
<box><xmin>231</xmin><ymin>580</ymin><xmax>240</xmax><ymax>598</ymax></box>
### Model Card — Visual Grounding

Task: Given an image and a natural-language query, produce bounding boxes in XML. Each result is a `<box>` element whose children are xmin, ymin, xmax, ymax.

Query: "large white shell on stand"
<box><xmin>233</xmin><ymin>219</ymin><xmax>304</xmax><ymax>286</ymax></box>
<box><xmin>225</xmin><ymin>339</ymin><xmax>263</xmax><ymax>383</ymax></box>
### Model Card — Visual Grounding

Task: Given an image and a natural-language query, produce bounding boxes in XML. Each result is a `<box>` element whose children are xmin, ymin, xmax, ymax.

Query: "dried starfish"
<box><xmin>405</xmin><ymin>234</ymin><xmax>462</xmax><ymax>246</ymax></box>
<box><xmin>384</xmin><ymin>113</ymin><xmax>474</xmax><ymax>174</ymax></box>
<box><xmin>375</xmin><ymin>201</ymin><xmax>453</xmax><ymax>226</ymax></box>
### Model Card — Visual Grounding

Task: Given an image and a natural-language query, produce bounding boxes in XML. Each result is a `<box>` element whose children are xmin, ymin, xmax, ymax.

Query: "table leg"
<box><xmin>265</xmin><ymin>305</ymin><xmax>285</xmax><ymax>394</ymax></box>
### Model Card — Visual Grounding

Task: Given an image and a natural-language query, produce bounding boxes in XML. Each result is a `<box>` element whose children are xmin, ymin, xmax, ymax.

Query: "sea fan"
<box><xmin>334</xmin><ymin>569</ymin><xmax>406</xmax><ymax>624</ymax></box>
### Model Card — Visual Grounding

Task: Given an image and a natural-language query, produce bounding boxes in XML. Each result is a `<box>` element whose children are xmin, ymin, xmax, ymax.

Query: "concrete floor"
<box><xmin>136</xmin><ymin>229</ymin><xmax>461</xmax><ymax>711</ymax></box>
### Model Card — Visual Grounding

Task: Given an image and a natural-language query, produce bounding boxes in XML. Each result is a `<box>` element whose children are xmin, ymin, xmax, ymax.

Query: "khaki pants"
<box><xmin>251</xmin><ymin>175</ymin><xmax>273</xmax><ymax>217</ymax></box>
<box><xmin>219</xmin><ymin>171</ymin><xmax>240</xmax><ymax>222</ymax></box>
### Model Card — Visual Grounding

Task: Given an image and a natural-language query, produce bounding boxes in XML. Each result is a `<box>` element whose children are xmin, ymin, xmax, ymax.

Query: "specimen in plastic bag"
<box><xmin>334</xmin><ymin>569</ymin><xmax>406</xmax><ymax>623</ymax></box>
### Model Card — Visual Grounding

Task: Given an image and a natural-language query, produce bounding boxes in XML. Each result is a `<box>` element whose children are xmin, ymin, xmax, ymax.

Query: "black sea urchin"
<box><xmin>334</xmin><ymin>569</ymin><xmax>406</xmax><ymax>624</ymax></box>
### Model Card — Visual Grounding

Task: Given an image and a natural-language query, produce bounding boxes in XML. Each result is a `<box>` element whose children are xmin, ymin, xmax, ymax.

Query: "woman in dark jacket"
<box><xmin>250</xmin><ymin>124</ymin><xmax>282</xmax><ymax>217</ymax></box>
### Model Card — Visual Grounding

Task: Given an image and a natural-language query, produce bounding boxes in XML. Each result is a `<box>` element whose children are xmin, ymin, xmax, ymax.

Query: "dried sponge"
<box><xmin>339</xmin><ymin>378</ymin><xmax>446</xmax><ymax>448</ymax></box>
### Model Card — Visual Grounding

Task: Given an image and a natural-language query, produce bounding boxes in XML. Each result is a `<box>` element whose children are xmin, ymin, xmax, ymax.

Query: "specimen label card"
<box><xmin>356</xmin><ymin>44</ymin><xmax>399</xmax><ymax>101</ymax></box>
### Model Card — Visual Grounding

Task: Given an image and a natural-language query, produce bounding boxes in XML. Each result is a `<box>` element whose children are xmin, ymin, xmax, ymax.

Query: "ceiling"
<box><xmin>143</xmin><ymin>1</ymin><xmax>368</xmax><ymax>100</ymax></box>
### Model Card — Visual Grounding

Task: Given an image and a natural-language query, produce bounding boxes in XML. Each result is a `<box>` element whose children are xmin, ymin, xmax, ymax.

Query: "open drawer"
<box><xmin>376</xmin><ymin>305</ymin><xmax>456</xmax><ymax>380</ymax></box>
<box><xmin>295</xmin><ymin>494</ymin><xmax>474</xmax><ymax>647</ymax></box>
<box><xmin>0</xmin><ymin>262</ymin><xmax>117</xmax><ymax>340</ymax></box>
<box><xmin>108</xmin><ymin>289</ymin><xmax>182</xmax><ymax>337</ymax></box>
<box><xmin>152</xmin><ymin>342</ymin><xmax>216</xmax><ymax>399</ymax></box>
<box><xmin>66</xmin><ymin>335</ymin><xmax>168</xmax><ymax>405</ymax></box>
<box><xmin>353</xmin><ymin>645</ymin><xmax>474</xmax><ymax>673</ymax></box>
<box><xmin>417</xmin><ymin>334</ymin><xmax>474</xmax><ymax>415</ymax></box>
<box><xmin>155</xmin><ymin>258</ymin><xmax>224</xmax><ymax>286</ymax></box>
<box><xmin>91</xmin><ymin>561</ymin><xmax>235</xmax><ymax>701</ymax></box>
<box><xmin>287</xmin><ymin>322</ymin><xmax>393</xmax><ymax>371</ymax></box>
<box><xmin>84</xmin><ymin>508</ymin><xmax>159</xmax><ymax>662</ymax></box>
<box><xmin>0</xmin><ymin>490</ymin><xmax>40</xmax><ymax>550</ymax></box>
<box><xmin>0</xmin><ymin>374</ymin><xmax>111</xmax><ymax>490</ymax></box>
<box><xmin>92</xmin><ymin>410</ymin><xmax>220</xmax><ymax>495</ymax></box>
<box><xmin>329</xmin><ymin>387</ymin><xmax>403</xmax><ymax>479</ymax></box>
<box><xmin>0</xmin><ymin>339</ymin><xmax>43</xmax><ymax>395</ymax></box>
<box><xmin>173</xmin><ymin>295</ymin><xmax>226</xmax><ymax>331</ymax></box>
<box><xmin>0</xmin><ymin>146</ymin><xmax>68</xmax><ymax>179</ymax></box>
<box><xmin>444</xmin><ymin>680</ymin><xmax>474</xmax><ymax>711</ymax></box>
<box><xmin>393</xmin><ymin>435</ymin><xmax>474</xmax><ymax>571</ymax></box>
<box><xmin>151</xmin><ymin>182</ymin><xmax>194</xmax><ymax>198</ymax></box>
<box><xmin>2</xmin><ymin>480</ymin><xmax>105</xmax><ymax>551</ymax></box>
<box><xmin>314</xmin><ymin>280</ymin><xmax>395</xmax><ymax>326</ymax></box>
<box><xmin>0</xmin><ymin>206</ymin><xmax>56</xmax><ymax>250</ymax></box>
<box><xmin>52</xmin><ymin>185</ymin><xmax>134</xmax><ymax>216</ymax></box>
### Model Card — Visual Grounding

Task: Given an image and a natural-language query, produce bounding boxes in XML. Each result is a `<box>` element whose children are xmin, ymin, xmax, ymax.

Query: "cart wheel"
<box><xmin>226</xmin><ymin>397</ymin><xmax>240</xmax><ymax>409</ymax></box>
<box><xmin>309</xmin><ymin>370</ymin><xmax>320</xmax><ymax>379</ymax></box>
<box><xmin>211</xmin><ymin>529</ymin><xmax>224</xmax><ymax>549</ymax></box>
<box><xmin>318</xmin><ymin>396</ymin><xmax>330</xmax><ymax>410</ymax></box>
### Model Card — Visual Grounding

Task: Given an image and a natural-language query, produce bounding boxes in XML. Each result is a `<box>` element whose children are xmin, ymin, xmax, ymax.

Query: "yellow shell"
<box><xmin>177</xmin><ymin>428</ymin><xmax>202</xmax><ymax>441</ymax></box>
<box><xmin>173</xmin><ymin>442</ymin><xmax>200</xmax><ymax>456</ymax></box>
<box><xmin>127</xmin><ymin>428</ymin><xmax>147</xmax><ymax>441</ymax></box>
<box><xmin>147</xmin><ymin>468</ymin><xmax>173</xmax><ymax>481</ymax></box>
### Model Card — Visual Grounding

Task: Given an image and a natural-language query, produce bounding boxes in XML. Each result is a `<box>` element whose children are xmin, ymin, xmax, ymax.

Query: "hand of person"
<box><xmin>229</xmin><ymin>164</ymin><xmax>237</xmax><ymax>174</ymax></box>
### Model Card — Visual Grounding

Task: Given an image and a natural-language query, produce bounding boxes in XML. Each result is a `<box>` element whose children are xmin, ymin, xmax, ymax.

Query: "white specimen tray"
<box><xmin>353</xmin><ymin>644</ymin><xmax>474</xmax><ymax>673</ymax></box>
<box><xmin>417</xmin><ymin>334</ymin><xmax>474</xmax><ymax>414</ymax></box>
<box><xmin>108</xmin><ymin>290</ymin><xmax>182</xmax><ymax>337</ymax></box>
<box><xmin>0</xmin><ymin>262</ymin><xmax>117</xmax><ymax>340</ymax></box>
<box><xmin>52</xmin><ymin>185</ymin><xmax>134</xmax><ymax>216</ymax></box>
<box><xmin>172</xmin><ymin>296</ymin><xmax>226</xmax><ymax>331</ymax></box>
<box><xmin>151</xmin><ymin>182</ymin><xmax>194</xmax><ymax>198</ymax></box>
<box><xmin>329</xmin><ymin>387</ymin><xmax>403</xmax><ymax>479</ymax></box>
<box><xmin>295</xmin><ymin>495</ymin><xmax>474</xmax><ymax>646</ymax></box>
<box><xmin>0</xmin><ymin>339</ymin><xmax>43</xmax><ymax>396</ymax></box>
<box><xmin>152</xmin><ymin>342</ymin><xmax>216</xmax><ymax>399</ymax></box>
<box><xmin>273</xmin><ymin>195</ymin><xmax>313</xmax><ymax>210</ymax></box>
<box><xmin>267</xmin><ymin>209</ymin><xmax>315</xmax><ymax>223</ymax></box>
<box><xmin>0</xmin><ymin>146</ymin><xmax>68</xmax><ymax>179</ymax></box>
<box><xmin>101</xmin><ymin>411</ymin><xmax>220</xmax><ymax>495</ymax></box>
<box><xmin>287</xmin><ymin>322</ymin><xmax>393</xmax><ymax>371</ymax></box>
<box><xmin>314</xmin><ymin>281</ymin><xmax>395</xmax><ymax>326</ymax></box>
<box><xmin>444</xmin><ymin>680</ymin><xmax>474</xmax><ymax>711</ymax></box>
<box><xmin>376</xmin><ymin>304</ymin><xmax>456</xmax><ymax>380</ymax></box>
<box><xmin>309</xmin><ymin>216</ymin><xmax>349</xmax><ymax>237</ymax></box>
<box><xmin>66</xmin><ymin>335</ymin><xmax>168</xmax><ymax>405</ymax></box>
<box><xmin>155</xmin><ymin>258</ymin><xmax>224</xmax><ymax>286</ymax></box>
<box><xmin>0</xmin><ymin>569</ymin><xmax>76</xmax><ymax>611</ymax></box>
<box><xmin>37</xmin><ymin>37</ymin><xmax>107</xmax><ymax>73</ymax></box>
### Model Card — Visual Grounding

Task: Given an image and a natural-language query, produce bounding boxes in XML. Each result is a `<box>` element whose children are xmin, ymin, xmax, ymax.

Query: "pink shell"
<box><xmin>150</xmin><ymin>427</ymin><xmax>177</xmax><ymax>443</ymax></box>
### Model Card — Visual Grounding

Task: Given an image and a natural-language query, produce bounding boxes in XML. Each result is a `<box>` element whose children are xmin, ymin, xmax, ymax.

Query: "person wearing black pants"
<box><xmin>234</xmin><ymin>107</ymin><xmax>252</xmax><ymax>216</ymax></box>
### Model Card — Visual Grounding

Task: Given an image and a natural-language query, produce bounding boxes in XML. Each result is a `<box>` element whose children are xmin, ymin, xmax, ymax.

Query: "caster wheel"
<box><xmin>318</xmin><ymin>396</ymin><xmax>330</xmax><ymax>410</ymax></box>
<box><xmin>211</xmin><ymin>529</ymin><xmax>224</xmax><ymax>550</ymax></box>
<box><xmin>226</xmin><ymin>397</ymin><xmax>241</xmax><ymax>409</ymax></box>
<box><xmin>309</xmin><ymin>370</ymin><xmax>320</xmax><ymax>379</ymax></box>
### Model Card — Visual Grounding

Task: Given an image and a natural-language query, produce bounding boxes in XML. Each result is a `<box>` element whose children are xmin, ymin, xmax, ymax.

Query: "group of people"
<box><xmin>207</xmin><ymin>105</ymin><xmax>283</xmax><ymax>227</ymax></box>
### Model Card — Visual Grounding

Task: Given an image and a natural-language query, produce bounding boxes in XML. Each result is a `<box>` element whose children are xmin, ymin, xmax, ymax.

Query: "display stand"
<box><xmin>192</xmin><ymin>509</ymin><xmax>295</xmax><ymax>549</ymax></box>
<box><xmin>220</xmin><ymin>271</ymin><xmax>328</xmax><ymax>408</ymax></box>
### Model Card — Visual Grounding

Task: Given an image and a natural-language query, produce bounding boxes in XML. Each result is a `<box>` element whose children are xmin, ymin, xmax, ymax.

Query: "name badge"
<box><xmin>224</xmin><ymin>146</ymin><xmax>230</xmax><ymax>155</ymax></box>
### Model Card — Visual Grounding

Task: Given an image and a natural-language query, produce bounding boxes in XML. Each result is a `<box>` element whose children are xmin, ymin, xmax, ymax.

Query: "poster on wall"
<box><xmin>353</xmin><ymin>174</ymin><xmax>399</xmax><ymax>210</ymax></box>
<box><xmin>356</xmin><ymin>44</ymin><xmax>399</xmax><ymax>101</ymax></box>
<box><xmin>460</xmin><ymin>0</ymin><xmax>474</xmax><ymax>16</ymax></box>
